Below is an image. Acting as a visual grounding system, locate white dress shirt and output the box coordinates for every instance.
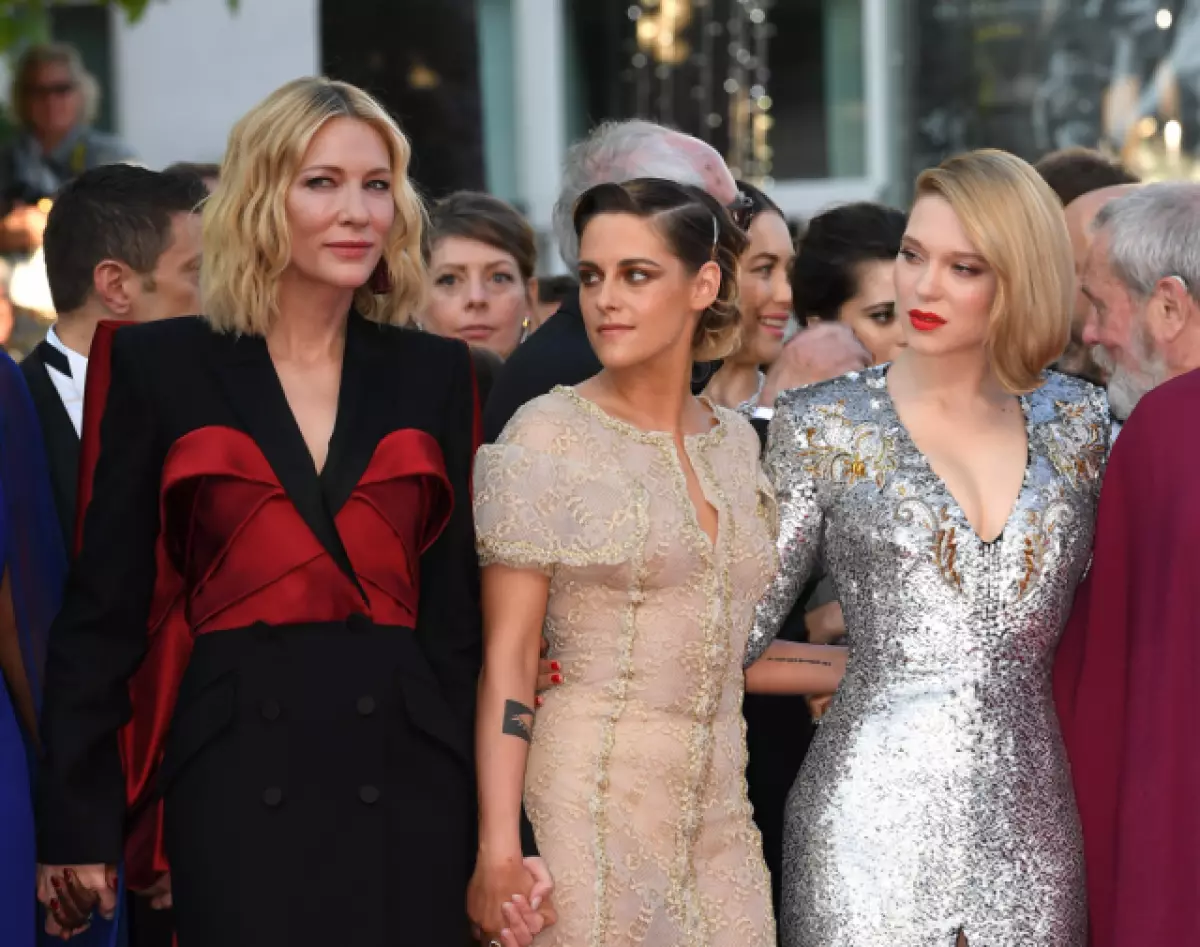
[43,326,89,437]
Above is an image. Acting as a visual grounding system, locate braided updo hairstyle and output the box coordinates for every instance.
[572,177,749,360]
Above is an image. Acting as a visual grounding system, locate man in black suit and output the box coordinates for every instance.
[22,164,206,947]
[21,164,207,550]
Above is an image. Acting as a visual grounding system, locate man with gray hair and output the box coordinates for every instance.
[1054,181,1200,947]
[482,119,868,441]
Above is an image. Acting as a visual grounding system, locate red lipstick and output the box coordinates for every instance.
[908,309,946,331]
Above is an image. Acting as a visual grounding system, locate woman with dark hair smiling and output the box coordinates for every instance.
[703,181,794,411]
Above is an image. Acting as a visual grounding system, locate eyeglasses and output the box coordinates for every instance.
[30,82,77,98]
[726,190,756,230]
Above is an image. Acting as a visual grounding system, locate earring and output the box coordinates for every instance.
[368,259,393,294]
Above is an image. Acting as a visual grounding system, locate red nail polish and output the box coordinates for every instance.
[535,696,544,707]
[51,877,61,889]
[550,661,561,672]
[551,674,563,684]
[50,898,59,912]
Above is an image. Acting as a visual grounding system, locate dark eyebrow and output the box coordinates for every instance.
[617,258,662,268]
[749,252,780,264]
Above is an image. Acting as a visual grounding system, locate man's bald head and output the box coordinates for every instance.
[552,120,737,270]
[1059,183,1140,384]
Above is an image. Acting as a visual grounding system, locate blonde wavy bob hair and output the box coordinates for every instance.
[202,77,426,334]
[915,149,1073,393]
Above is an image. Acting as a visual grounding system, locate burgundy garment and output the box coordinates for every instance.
[1053,368,1200,947]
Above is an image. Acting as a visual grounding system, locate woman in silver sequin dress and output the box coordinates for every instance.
[745,151,1110,947]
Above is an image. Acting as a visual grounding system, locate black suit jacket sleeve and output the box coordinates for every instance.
[417,345,483,750]
[37,332,162,864]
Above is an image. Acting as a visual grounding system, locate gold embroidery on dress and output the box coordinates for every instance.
[1046,399,1106,488]
[1013,499,1075,602]
[895,499,963,592]
[475,390,776,947]
[799,401,897,488]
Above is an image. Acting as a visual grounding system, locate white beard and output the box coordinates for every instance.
[1092,342,1167,421]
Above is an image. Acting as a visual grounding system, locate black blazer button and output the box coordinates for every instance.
[261,699,281,721]
[262,787,283,807]
[359,785,380,805]
[357,696,377,716]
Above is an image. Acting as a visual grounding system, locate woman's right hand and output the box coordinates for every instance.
[469,848,536,938]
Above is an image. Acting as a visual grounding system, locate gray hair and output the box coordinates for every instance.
[1094,182,1200,300]
[552,119,708,270]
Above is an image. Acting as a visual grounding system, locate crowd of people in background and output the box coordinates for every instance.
[0,34,1198,947]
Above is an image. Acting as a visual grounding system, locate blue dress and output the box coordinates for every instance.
[0,352,123,946]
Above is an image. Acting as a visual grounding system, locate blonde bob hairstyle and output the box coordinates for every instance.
[915,149,1073,394]
[202,77,426,334]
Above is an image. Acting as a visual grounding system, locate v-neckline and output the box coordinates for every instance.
[880,366,1034,546]
[213,312,382,602]
[554,385,724,552]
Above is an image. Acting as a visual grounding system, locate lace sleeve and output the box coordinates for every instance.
[473,441,647,575]
[744,392,825,666]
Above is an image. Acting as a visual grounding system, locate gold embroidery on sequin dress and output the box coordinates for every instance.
[474,387,777,947]
[745,366,1110,947]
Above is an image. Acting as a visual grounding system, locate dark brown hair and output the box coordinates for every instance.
[426,191,537,282]
[45,164,209,313]
[1033,147,1139,207]
[794,201,907,322]
[572,177,749,360]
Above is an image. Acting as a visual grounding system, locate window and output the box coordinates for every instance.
[563,0,870,183]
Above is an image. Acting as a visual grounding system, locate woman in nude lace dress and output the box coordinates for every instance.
[466,178,778,947]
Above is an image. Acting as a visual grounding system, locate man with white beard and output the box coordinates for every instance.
[1054,181,1200,947]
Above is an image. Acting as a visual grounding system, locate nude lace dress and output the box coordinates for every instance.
[474,386,778,947]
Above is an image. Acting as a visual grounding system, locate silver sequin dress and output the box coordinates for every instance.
[745,366,1109,947]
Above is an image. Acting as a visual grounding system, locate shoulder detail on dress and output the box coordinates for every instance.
[774,366,885,423]
[1031,371,1110,488]
[493,389,585,451]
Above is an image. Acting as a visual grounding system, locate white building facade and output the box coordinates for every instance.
[97,0,900,268]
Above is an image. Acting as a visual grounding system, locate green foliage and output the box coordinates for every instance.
[0,0,240,53]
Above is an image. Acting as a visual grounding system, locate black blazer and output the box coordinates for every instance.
[20,345,79,550]
[37,314,482,946]
[482,291,599,442]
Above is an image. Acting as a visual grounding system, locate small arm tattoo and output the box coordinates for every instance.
[502,699,534,741]
[766,656,834,667]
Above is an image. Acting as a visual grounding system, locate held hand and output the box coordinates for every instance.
[38,864,118,938]
[468,849,540,940]
[758,323,871,409]
[534,637,561,704]
[134,871,173,910]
